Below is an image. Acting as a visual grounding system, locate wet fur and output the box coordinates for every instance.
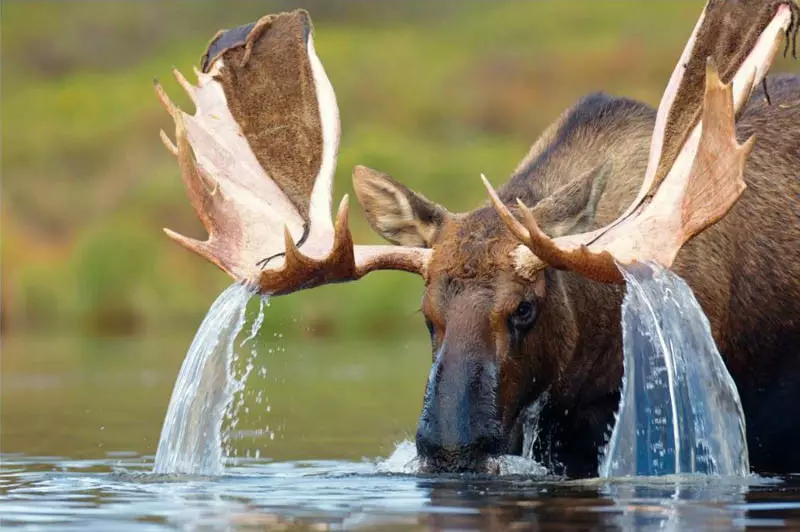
[426,74,800,476]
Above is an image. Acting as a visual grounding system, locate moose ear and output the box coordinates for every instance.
[531,161,612,237]
[353,165,450,247]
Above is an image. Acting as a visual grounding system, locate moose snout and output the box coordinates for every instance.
[415,357,504,471]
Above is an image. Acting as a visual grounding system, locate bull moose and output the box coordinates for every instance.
[155,1,800,477]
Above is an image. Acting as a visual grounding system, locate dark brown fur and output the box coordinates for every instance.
[476,76,798,474]
[360,75,800,476]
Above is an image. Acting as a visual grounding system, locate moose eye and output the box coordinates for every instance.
[509,300,537,331]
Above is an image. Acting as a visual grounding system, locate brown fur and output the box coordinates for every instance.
[205,10,322,220]
[358,76,800,475]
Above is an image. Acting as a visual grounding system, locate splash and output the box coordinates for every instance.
[376,440,547,476]
[600,263,749,477]
[376,440,420,474]
[153,283,268,475]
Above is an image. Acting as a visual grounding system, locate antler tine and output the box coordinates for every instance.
[515,198,566,270]
[706,55,722,95]
[514,197,623,282]
[333,195,355,254]
[282,225,315,271]
[160,130,178,157]
[163,228,219,266]
[155,78,207,199]
[154,79,179,119]
[172,67,197,103]
[482,175,621,279]
[161,114,225,269]
[481,175,530,243]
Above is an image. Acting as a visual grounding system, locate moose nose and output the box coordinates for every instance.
[415,424,502,460]
[415,357,503,469]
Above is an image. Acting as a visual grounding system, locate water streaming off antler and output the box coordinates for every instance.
[153,283,266,475]
[600,263,749,477]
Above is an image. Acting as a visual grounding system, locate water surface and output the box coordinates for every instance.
[3,334,800,530]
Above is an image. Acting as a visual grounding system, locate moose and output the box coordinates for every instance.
[155,1,800,477]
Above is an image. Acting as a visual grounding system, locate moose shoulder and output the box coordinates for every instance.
[354,76,800,476]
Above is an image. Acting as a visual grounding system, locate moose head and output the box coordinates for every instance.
[157,2,798,475]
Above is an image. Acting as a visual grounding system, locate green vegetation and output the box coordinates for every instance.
[3,1,795,338]
[1,332,432,459]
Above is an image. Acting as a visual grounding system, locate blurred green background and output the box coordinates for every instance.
[3,0,797,460]
[4,0,753,340]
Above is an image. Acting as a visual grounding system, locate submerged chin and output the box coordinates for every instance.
[417,452,549,476]
[418,453,502,475]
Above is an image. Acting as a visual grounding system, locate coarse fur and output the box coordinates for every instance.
[357,74,800,476]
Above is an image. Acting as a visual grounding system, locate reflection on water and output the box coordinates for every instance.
[2,453,800,530]
[603,478,752,531]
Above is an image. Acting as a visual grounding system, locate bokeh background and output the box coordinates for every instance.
[2,1,796,460]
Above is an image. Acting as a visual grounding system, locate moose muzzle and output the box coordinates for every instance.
[416,338,504,472]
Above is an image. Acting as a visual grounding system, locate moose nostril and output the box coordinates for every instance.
[415,417,503,460]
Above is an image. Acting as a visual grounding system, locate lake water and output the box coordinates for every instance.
[3,334,800,530]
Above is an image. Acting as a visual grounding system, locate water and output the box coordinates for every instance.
[150,282,545,478]
[600,263,749,478]
[153,283,264,475]
[2,275,797,529]
[3,452,800,530]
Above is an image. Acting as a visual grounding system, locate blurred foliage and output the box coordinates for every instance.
[2,1,795,338]
[1,331,433,459]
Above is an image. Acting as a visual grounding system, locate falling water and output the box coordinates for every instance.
[153,283,267,475]
[599,263,749,478]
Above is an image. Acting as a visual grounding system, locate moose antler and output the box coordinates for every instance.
[157,10,430,294]
[486,0,798,283]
